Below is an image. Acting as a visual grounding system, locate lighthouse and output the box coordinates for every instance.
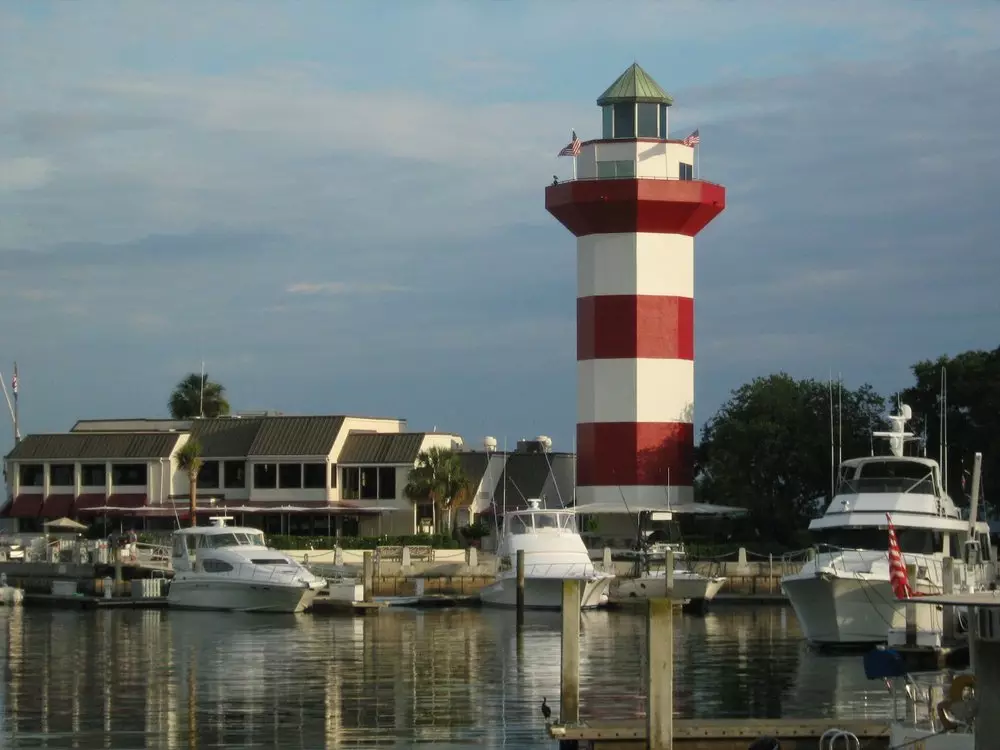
[546,63,725,511]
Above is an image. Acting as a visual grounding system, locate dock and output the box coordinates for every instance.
[547,579,880,749]
[22,593,167,610]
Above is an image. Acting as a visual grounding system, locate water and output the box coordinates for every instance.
[0,605,891,748]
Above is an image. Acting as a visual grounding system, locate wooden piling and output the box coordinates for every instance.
[362,551,374,603]
[665,550,674,598]
[560,578,581,727]
[905,563,917,646]
[647,598,674,749]
[974,626,1000,750]
[516,549,526,619]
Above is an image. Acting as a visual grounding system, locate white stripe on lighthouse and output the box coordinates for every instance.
[577,233,694,298]
[577,359,694,424]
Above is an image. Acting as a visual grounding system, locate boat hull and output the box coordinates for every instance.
[479,575,612,610]
[167,578,321,614]
[611,572,726,609]
[781,572,899,645]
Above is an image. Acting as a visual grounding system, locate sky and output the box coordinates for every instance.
[1,0,999,456]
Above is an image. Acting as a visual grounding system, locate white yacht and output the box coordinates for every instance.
[167,517,327,613]
[781,405,994,646]
[479,499,614,610]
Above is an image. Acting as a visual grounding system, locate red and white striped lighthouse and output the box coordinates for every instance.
[546,63,725,510]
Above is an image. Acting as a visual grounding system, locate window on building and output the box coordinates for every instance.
[18,464,43,487]
[360,467,378,500]
[596,160,636,179]
[637,103,658,138]
[303,463,326,489]
[278,463,302,489]
[49,464,74,487]
[112,463,147,486]
[342,516,360,537]
[197,460,220,490]
[378,467,396,499]
[224,461,245,489]
[613,103,635,139]
[679,162,693,180]
[329,463,338,488]
[659,104,668,139]
[81,463,106,487]
[602,105,613,138]
[342,467,360,499]
[253,463,277,490]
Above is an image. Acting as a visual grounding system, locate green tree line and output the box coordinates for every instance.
[696,346,1000,548]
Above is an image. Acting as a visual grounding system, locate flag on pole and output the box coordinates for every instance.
[558,130,582,157]
[11,364,17,397]
[682,129,700,147]
[886,513,916,599]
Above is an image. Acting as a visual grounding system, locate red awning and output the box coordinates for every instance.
[9,494,44,518]
[75,494,107,511]
[40,494,75,518]
[106,494,147,508]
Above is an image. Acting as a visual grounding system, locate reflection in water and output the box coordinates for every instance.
[0,605,890,748]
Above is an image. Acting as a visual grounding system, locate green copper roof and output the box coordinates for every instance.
[596,63,673,107]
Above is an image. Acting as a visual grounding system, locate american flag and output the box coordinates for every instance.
[558,130,582,157]
[886,513,914,599]
[10,365,17,397]
[682,129,700,147]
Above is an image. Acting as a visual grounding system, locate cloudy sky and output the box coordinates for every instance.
[1,1,998,455]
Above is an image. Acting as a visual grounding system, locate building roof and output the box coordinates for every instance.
[72,418,192,432]
[338,432,426,464]
[6,432,181,461]
[482,452,575,511]
[458,452,491,495]
[596,63,673,107]
[189,418,265,458]
[247,416,346,457]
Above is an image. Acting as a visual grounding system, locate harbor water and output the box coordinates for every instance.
[0,605,891,748]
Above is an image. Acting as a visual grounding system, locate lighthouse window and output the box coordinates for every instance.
[602,105,614,138]
[679,162,693,180]
[637,103,658,138]
[613,103,635,139]
[659,104,669,139]
[597,160,635,179]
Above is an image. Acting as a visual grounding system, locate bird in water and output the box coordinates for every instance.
[541,697,552,722]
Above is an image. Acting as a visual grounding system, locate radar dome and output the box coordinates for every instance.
[536,435,553,451]
[483,436,498,452]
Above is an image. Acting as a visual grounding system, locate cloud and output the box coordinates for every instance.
[0,157,51,191]
[285,282,409,296]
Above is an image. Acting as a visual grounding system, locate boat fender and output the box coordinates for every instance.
[936,673,977,730]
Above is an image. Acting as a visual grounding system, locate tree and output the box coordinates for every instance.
[176,439,203,527]
[697,373,886,546]
[168,372,231,419]
[898,347,1000,512]
[404,448,469,534]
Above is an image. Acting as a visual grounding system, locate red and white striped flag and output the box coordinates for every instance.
[10,364,17,397]
[558,130,582,157]
[886,513,914,599]
[682,129,700,147]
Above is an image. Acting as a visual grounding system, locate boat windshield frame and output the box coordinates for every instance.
[837,460,939,497]
[504,509,577,535]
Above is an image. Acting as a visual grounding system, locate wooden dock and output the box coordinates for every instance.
[548,718,888,749]
[22,593,167,610]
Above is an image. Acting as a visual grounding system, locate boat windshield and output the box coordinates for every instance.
[203,531,266,548]
[814,526,949,554]
[838,461,936,495]
[507,512,577,534]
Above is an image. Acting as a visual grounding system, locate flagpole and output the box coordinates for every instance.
[0,374,14,442]
[572,127,578,180]
[12,362,19,443]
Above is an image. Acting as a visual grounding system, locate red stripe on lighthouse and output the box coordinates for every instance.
[577,295,694,361]
[576,422,694,487]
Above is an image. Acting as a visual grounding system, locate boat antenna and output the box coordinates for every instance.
[829,373,835,498]
[837,373,843,470]
[541,447,565,508]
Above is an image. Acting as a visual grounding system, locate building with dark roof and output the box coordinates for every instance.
[3,414,463,537]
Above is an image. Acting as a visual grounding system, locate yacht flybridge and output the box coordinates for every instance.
[781,404,995,646]
[479,499,614,610]
[167,516,327,613]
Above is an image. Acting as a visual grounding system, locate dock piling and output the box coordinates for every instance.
[362,551,374,603]
[560,578,581,729]
[942,557,955,643]
[515,549,525,620]
[665,550,674,597]
[647,598,675,749]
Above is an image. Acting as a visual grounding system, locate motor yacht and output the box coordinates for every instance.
[479,499,614,610]
[167,516,327,613]
[781,405,995,646]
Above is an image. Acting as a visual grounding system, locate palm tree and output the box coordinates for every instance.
[176,439,203,527]
[168,372,231,419]
[404,448,469,534]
